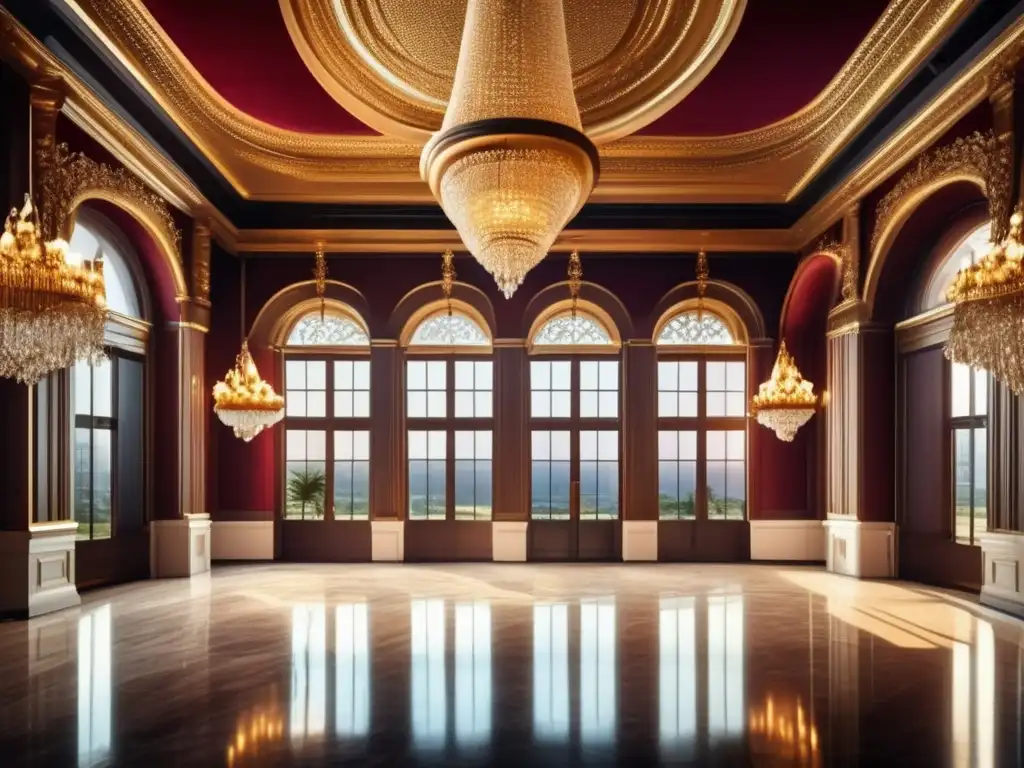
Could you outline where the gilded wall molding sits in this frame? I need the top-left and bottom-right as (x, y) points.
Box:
(279, 0), (745, 144)
(61, 0), (975, 204)
(36, 142), (188, 299)
(793, 14), (1024, 252)
(869, 131), (1007, 255)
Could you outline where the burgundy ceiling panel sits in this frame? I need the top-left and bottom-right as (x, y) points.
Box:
(142, 0), (377, 135)
(638, 0), (891, 137)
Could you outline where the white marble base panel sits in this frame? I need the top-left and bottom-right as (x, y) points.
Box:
(979, 531), (1024, 618)
(622, 521), (658, 562)
(371, 521), (404, 562)
(492, 522), (527, 562)
(0, 522), (81, 618)
(750, 519), (825, 561)
(151, 515), (212, 578)
(823, 519), (896, 578)
(211, 520), (274, 560)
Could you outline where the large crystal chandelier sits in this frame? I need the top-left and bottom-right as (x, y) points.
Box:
(751, 341), (818, 442)
(420, 0), (599, 298)
(212, 257), (283, 441)
(946, 206), (1024, 393)
(0, 196), (106, 385)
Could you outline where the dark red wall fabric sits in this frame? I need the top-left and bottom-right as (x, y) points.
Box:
(210, 251), (801, 517)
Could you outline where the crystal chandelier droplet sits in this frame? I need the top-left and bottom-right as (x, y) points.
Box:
(420, 0), (599, 298)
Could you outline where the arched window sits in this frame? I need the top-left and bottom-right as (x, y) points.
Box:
(404, 306), (493, 521)
(287, 311), (370, 346)
(921, 222), (991, 312)
(654, 305), (747, 522)
(528, 303), (620, 558)
(656, 311), (735, 346)
(69, 210), (148, 542)
(282, 303), (371, 521)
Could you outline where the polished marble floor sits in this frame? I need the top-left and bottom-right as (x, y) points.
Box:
(1, 564), (1022, 767)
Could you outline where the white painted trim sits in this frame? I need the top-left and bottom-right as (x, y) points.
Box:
(211, 520), (275, 561)
(750, 520), (825, 561)
(0, 526), (81, 617)
(151, 516), (212, 578)
(371, 520), (404, 562)
(622, 521), (658, 562)
(492, 522), (527, 562)
(823, 519), (897, 578)
(979, 531), (1024, 618)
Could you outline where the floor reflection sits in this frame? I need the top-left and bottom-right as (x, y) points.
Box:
(5, 565), (1018, 766)
(77, 604), (111, 768)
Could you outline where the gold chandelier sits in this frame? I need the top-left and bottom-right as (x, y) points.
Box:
(212, 256), (283, 441)
(751, 341), (818, 442)
(946, 206), (1024, 393)
(0, 195), (106, 385)
(420, 0), (599, 299)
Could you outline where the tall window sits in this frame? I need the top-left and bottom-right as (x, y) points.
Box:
(656, 309), (747, 521)
(530, 309), (620, 521)
(70, 212), (146, 541)
(406, 309), (493, 521)
(283, 307), (371, 520)
(951, 361), (988, 545)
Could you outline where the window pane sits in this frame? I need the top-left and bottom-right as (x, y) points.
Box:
(353, 391), (370, 418)
(657, 311), (734, 345)
(599, 391), (618, 419)
(454, 432), (493, 520)
(599, 361), (618, 390)
(335, 391), (354, 418)
(658, 430), (696, 520)
(708, 430), (745, 521)
(532, 391), (551, 419)
(580, 390), (598, 419)
(580, 431), (597, 461)
(74, 361), (91, 416)
(92, 359), (113, 419)
(409, 430), (446, 520)
(354, 361), (370, 390)
(92, 434), (112, 540)
(974, 368), (988, 417)
(74, 427), (91, 540)
(285, 430), (327, 520)
(336, 361), (353, 389)
(679, 392), (698, 418)
(475, 392), (492, 418)
(658, 362), (678, 392)
(726, 362), (745, 392)
(307, 391), (326, 418)
(330, 428), (370, 516)
(707, 431), (726, 460)
(951, 363), (971, 418)
(532, 361), (551, 390)
(408, 361), (426, 390)
(287, 359), (307, 389)
(973, 427), (987, 541)
(427, 361), (446, 390)
(551, 362), (571, 391)
(307, 361), (326, 390)
(726, 431), (745, 461)
(455, 391), (474, 418)
(287, 391), (308, 418)
(551, 392), (571, 419)
(408, 391), (427, 419)
(531, 430), (571, 520)
(954, 428), (971, 544)
(455, 360), (474, 388)
(658, 392), (678, 418)
(580, 361), (597, 389)
(707, 362), (725, 391)
(427, 391), (446, 418)
(705, 392), (723, 417)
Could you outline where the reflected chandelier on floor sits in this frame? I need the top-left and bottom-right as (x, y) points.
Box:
(0, 195), (106, 385)
(751, 341), (818, 442)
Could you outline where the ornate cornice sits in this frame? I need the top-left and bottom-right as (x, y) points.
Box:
(870, 130), (1008, 253)
(793, 13), (1024, 251)
(61, 0), (975, 204)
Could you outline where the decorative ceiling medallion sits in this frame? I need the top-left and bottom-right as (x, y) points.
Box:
(280, 0), (745, 143)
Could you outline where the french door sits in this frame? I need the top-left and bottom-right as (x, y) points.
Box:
(529, 358), (620, 561)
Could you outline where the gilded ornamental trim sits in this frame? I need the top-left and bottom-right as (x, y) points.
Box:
(60, 0), (976, 204)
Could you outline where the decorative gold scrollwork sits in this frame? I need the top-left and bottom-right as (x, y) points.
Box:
(870, 131), (1011, 251)
(36, 142), (182, 259)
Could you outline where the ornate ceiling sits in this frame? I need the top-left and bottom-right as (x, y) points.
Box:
(55, 0), (974, 205)
(3, 0), (1019, 247)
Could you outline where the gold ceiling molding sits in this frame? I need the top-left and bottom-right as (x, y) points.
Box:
(279, 0), (745, 144)
(62, 0), (972, 204)
(792, 14), (1024, 252)
(234, 228), (797, 255)
(0, 8), (230, 242)
(36, 142), (189, 300)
